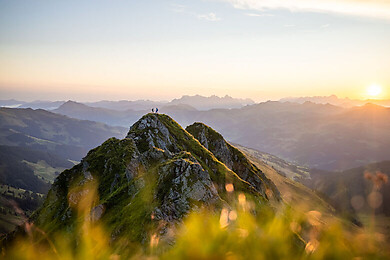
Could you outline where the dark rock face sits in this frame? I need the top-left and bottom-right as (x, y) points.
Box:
(32, 113), (280, 244)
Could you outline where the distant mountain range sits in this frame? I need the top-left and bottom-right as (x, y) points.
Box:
(175, 102), (390, 171)
(53, 101), (145, 127)
(280, 95), (390, 107)
(170, 95), (254, 110)
(3, 94), (390, 112)
(0, 100), (65, 110)
(0, 95), (255, 111)
(43, 100), (390, 171)
(85, 99), (167, 111)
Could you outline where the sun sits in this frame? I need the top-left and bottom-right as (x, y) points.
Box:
(366, 84), (382, 98)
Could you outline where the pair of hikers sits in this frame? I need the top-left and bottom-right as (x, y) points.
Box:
(151, 108), (159, 113)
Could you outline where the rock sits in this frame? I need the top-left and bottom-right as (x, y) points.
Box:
(155, 153), (220, 221)
(89, 204), (105, 222)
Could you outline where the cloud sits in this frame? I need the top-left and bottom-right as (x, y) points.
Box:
(245, 13), (274, 17)
(218, 0), (390, 19)
(197, 12), (222, 21)
(171, 3), (221, 22)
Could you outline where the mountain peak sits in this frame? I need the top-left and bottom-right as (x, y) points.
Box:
(126, 113), (184, 154)
(59, 100), (88, 108)
(64, 100), (81, 105)
(31, 113), (279, 246)
(362, 102), (385, 109)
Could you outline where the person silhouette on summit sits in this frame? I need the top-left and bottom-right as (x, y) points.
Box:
(156, 108), (159, 113)
(152, 108), (154, 113)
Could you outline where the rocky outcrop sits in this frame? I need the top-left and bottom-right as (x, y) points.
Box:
(154, 152), (221, 221)
(31, 113), (280, 245)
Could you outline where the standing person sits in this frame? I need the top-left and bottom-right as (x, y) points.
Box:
(156, 107), (159, 113)
(152, 108), (154, 113)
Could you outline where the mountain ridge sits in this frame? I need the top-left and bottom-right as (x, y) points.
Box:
(28, 113), (279, 247)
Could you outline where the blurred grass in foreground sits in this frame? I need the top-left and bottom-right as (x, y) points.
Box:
(1, 180), (389, 260)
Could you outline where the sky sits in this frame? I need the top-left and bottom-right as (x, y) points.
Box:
(0, 0), (390, 102)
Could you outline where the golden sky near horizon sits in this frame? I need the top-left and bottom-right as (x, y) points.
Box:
(0, 0), (389, 101)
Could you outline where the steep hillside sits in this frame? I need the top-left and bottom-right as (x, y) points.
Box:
(0, 185), (45, 235)
(232, 144), (310, 180)
(0, 145), (73, 193)
(0, 107), (127, 161)
(29, 114), (279, 247)
(236, 146), (334, 215)
(0, 145), (74, 234)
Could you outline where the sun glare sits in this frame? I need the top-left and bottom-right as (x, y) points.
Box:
(366, 84), (382, 97)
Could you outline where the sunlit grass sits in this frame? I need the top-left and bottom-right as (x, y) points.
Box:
(2, 179), (389, 260)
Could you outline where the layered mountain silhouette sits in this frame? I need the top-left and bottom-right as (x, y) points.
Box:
(169, 95), (254, 110)
(48, 101), (390, 171)
(0, 95), (254, 111)
(280, 95), (390, 108)
(53, 101), (145, 127)
(31, 114), (280, 244)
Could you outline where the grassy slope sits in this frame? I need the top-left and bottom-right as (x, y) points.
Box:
(0, 146), (72, 235)
(235, 144), (310, 180)
(0, 185), (44, 235)
(240, 147), (334, 215)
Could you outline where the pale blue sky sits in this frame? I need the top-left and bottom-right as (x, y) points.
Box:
(1, 0), (389, 101)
